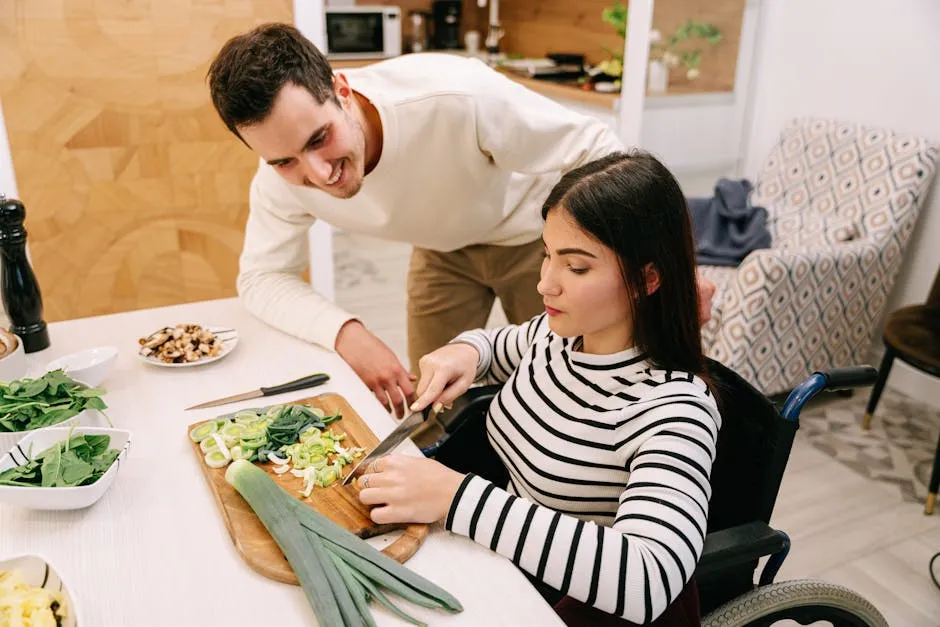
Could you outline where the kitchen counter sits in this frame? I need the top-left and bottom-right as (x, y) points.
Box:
(330, 55), (732, 110)
(330, 56), (617, 108)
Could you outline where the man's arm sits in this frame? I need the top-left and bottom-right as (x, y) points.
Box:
(472, 68), (625, 177)
(470, 70), (717, 324)
(238, 164), (415, 415)
(237, 164), (357, 350)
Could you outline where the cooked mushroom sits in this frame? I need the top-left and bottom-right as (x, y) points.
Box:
(139, 323), (225, 363)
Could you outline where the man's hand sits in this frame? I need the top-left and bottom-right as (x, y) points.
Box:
(335, 320), (415, 417)
(696, 271), (717, 326)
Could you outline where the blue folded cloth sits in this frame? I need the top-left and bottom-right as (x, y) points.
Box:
(688, 178), (772, 267)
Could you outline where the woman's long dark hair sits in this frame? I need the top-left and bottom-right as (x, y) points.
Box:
(541, 150), (706, 380)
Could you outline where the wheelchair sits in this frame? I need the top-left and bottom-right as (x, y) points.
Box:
(420, 359), (890, 627)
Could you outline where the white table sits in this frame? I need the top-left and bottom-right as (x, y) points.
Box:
(0, 297), (564, 627)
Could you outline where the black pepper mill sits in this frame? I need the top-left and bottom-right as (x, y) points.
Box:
(0, 193), (50, 352)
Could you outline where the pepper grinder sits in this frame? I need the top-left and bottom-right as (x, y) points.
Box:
(0, 193), (50, 352)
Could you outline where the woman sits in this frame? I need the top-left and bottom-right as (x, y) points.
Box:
(355, 150), (721, 626)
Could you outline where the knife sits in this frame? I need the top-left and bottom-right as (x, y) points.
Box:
(184, 373), (331, 410)
(342, 409), (427, 485)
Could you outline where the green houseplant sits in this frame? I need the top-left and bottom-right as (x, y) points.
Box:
(652, 19), (722, 80)
(596, 4), (721, 86)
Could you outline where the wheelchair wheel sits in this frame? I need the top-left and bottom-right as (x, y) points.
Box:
(701, 579), (888, 627)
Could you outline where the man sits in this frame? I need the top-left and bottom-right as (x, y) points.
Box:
(207, 23), (714, 416)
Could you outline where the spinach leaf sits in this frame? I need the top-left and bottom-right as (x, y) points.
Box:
(90, 449), (119, 477)
(0, 369), (109, 432)
(20, 378), (48, 397)
(2, 431), (119, 487)
(82, 435), (110, 460)
(40, 443), (62, 487)
(58, 451), (94, 486)
(0, 463), (39, 485)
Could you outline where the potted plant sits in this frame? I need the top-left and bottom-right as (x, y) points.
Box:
(593, 5), (721, 94)
(649, 20), (722, 92)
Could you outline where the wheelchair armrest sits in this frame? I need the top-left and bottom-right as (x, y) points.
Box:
(696, 521), (786, 579)
(818, 366), (878, 390)
(435, 384), (501, 434)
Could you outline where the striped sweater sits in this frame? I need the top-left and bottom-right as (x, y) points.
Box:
(445, 314), (721, 623)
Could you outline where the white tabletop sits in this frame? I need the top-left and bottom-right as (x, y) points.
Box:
(0, 297), (564, 627)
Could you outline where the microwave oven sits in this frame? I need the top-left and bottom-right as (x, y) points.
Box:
(324, 6), (402, 60)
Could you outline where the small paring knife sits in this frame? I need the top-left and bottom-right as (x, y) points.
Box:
(184, 373), (330, 410)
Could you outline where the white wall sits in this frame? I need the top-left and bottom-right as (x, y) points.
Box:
(0, 102), (17, 198)
(294, 0), (336, 302)
(743, 0), (940, 407)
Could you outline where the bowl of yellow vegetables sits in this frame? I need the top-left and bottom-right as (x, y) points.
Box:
(0, 553), (79, 626)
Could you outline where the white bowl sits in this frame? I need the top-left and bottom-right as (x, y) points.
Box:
(0, 553), (80, 626)
(0, 409), (106, 459)
(44, 346), (118, 387)
(0, 334), (26, 383)
(0, 426), (130, 510)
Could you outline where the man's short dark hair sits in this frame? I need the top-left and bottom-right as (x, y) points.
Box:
(208, 22), (338, 137)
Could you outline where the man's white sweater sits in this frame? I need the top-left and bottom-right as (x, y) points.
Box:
(237, 53), (624, 350)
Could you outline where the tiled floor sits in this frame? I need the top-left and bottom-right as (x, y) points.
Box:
(332, 182), (940, 625)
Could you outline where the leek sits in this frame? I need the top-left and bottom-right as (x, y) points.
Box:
(319, 537), (448, 611)
(224, 459), (463, 626)
(349, 566), (429, 627)
(307, 531), (362, 627)
(328, 551), (379, 627)
(225, 460), (345, 625)
(288, 501), (462, 612)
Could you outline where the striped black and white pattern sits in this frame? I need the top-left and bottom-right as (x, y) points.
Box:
(446, 314), (721, 623)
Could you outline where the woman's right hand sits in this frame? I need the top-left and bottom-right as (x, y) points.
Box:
(409, 343), (480, 414)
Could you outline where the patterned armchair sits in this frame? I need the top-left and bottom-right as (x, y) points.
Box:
(699, 117), (939, 395)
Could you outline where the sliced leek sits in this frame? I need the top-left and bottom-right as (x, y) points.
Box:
(205, 450), (229, 468)
(189, 421), (218, 443)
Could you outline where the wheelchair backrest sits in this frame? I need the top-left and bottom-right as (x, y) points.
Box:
(704, 358), (798, 533)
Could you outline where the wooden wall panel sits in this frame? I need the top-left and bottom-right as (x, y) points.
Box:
(651, 0), (746, 93)
(492, 0), (625, 67)
(0, 0), (292, 322)
(472, 0), (745, 93)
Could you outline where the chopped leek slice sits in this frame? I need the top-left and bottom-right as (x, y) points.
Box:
(221, 422), (246, 439)
(211, 433), (231, 460)
(230, 446), (252, 461)
(205, 449), (230, 468)
(268, 452), (289, 465)
(189, 421), (218, 443)
(234, 411), (262, 424)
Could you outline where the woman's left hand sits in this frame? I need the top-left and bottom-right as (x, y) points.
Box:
(356, 455), (466, 524)
(696, 272), (717, 325)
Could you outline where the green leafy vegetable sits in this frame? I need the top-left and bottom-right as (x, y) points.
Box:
(225, 460), (462, 626)
(0, 369), (109, 432)
(263, 404), (341, 458)
(0, 431), (120, 487)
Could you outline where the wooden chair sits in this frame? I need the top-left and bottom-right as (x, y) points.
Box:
(863, 265), (940, 514)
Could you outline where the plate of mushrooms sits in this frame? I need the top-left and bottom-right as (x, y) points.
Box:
(137, 324), (238, 368)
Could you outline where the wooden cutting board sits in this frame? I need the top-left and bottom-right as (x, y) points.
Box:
(189, 392), (429, 585)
